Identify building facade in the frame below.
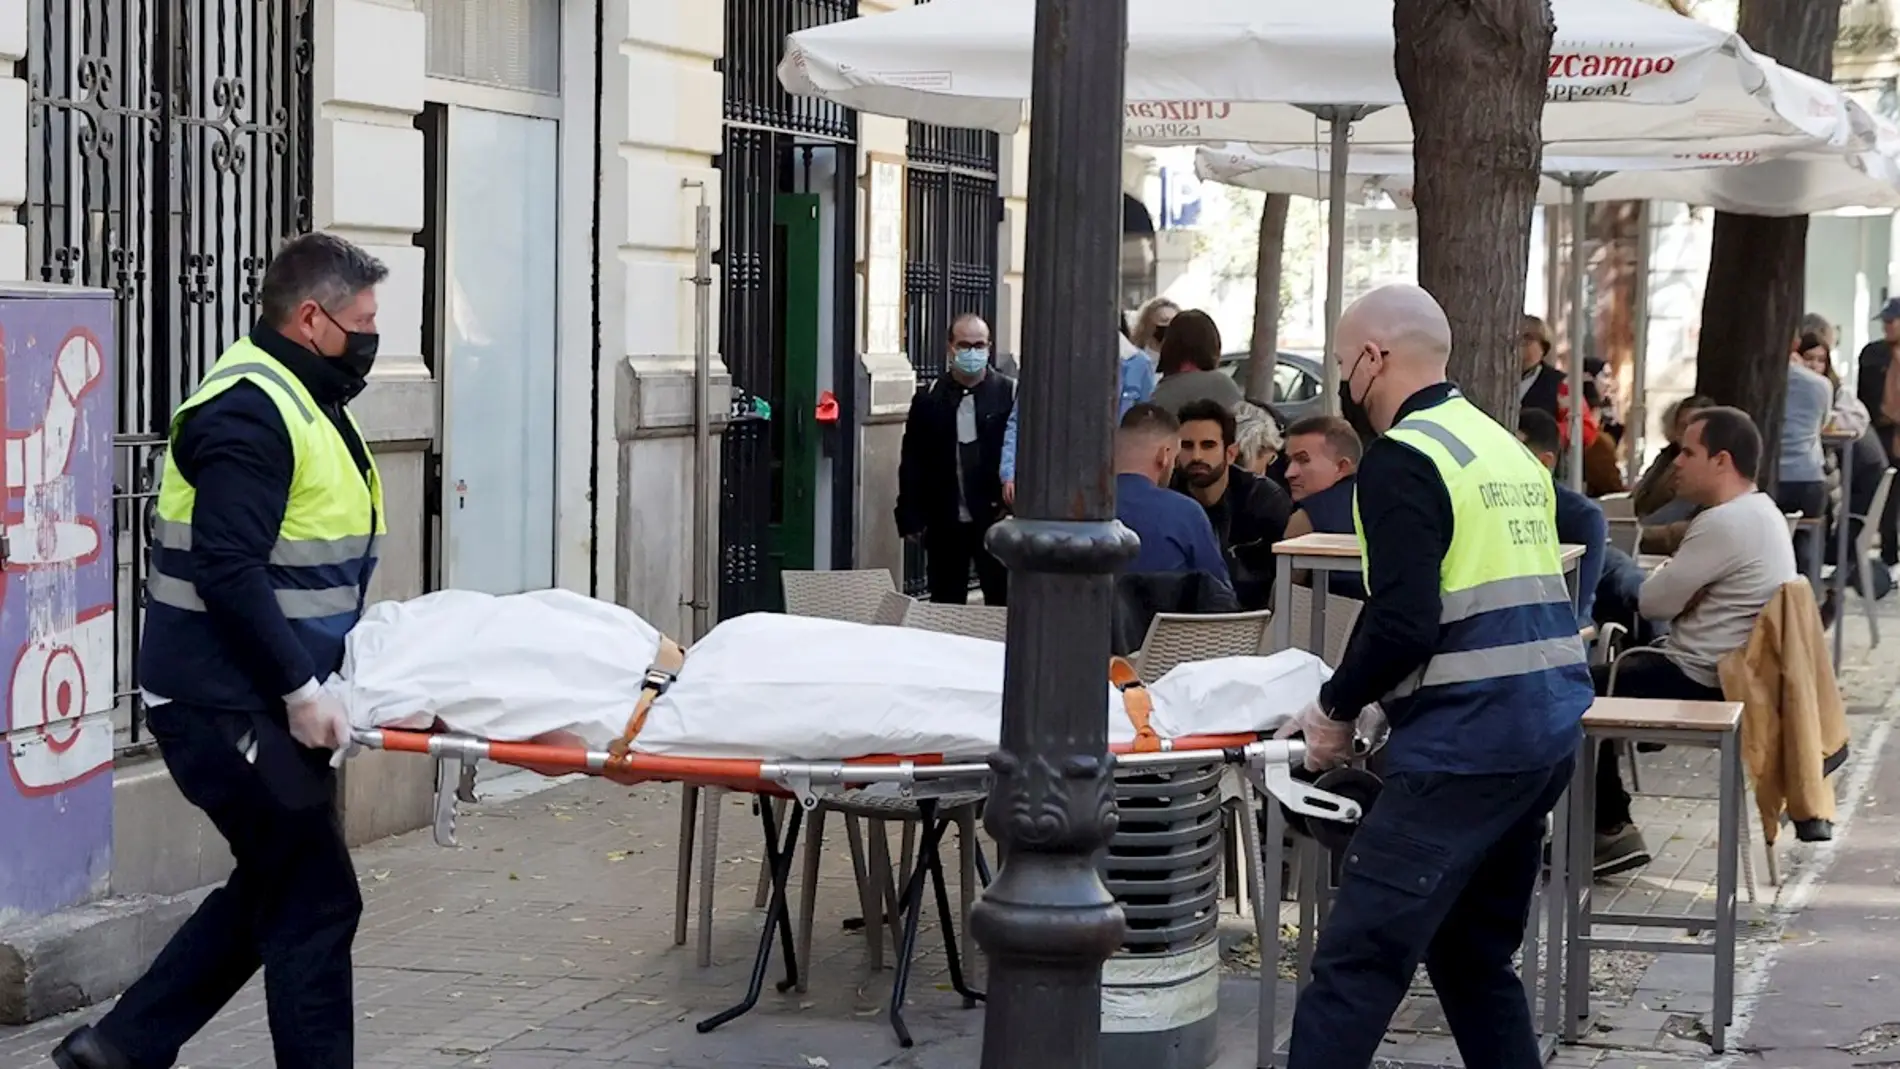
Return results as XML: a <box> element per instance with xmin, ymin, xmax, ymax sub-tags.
<box><xmin>0</xmin><ymin>0</ymin><xmax>1023</xmax><ymax>936</ymax></box>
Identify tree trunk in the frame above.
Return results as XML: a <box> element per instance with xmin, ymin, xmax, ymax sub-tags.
<box><xmin>1690</xmin><ymin>0</ymin><xmax>1839</xmax><ymax>491</ymax></box>
<box><xmin>1394</xmin><ymin>0</ymin><xmax>1555</xmax><ymax>424</ymax></box>
<box><xmin>1246</xmin><ymin>193</ymin><xmax>1292</xmax><ymax>404</ymax></box>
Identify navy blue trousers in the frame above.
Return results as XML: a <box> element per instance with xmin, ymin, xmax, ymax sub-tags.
<box><xmin>1288</xmin><ymin>756</ymin><xmax>1574</xmax><ymax>1069</ymax></box>
<box><xmin>95</xmin><ymin>703</ymin><xmax>361</xmax><ymax>1069</ymax></box>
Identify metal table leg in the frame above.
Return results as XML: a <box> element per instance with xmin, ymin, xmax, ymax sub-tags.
<box><xmin>1543</xmin><ymin>792</ymin><xmax>1569</xmax><ymax>1039</ymax></box>
<box><xmin>1563</xmin><ymin>742</ymin><xmax>1594</xmax><ymax>1042</ymax></box>
<box><xmin>1712</xmin><ymin>731</ymin><xmax>1741</xmax><ymax>1052</ymax></box>
<box><xmin>1239</xmin><ymin>783</ymin><xmax>1283</xmax><ymax>1069</ymax></box>
<box><xmin>697</xmin><ymin>799</ymin><xmax>805</xmax><ymax>1032</ymax></box>
<box><xmin>1272</xmin><ymin>556</ymin><xmax>1294</xmax><ymax>651</ymax></box>
<box><xmin>1308</xmin><ymin>573</ymin><xmax>1327</xmax><ymax>657</ymax></box>
<box><xmin>1833</xmin><ymin>454</ymin><xmax>1853</xmax><ymax>672</ymax></box>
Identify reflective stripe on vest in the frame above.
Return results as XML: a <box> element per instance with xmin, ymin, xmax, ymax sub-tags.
<box><xmin>147</xmin><ymin>338</ymin><xmax>384</xmax><ymax>623</ymax></box>
<box><xmin>1354</xmin><ymin>392</ymin><xmax>1586</xmax><ymax>701</ymax></box>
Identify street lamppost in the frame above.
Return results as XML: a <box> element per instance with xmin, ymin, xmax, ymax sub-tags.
<box><xmin>969</xmin><ymin>0</ymin><xmax>1132</xmax><ymax>1061</ymax></box>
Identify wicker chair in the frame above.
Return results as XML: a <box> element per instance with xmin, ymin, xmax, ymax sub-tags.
<box><xmin>783</xmin><ymin>568</ymin><xmax>901</xmax><ymax>622</ymax></box>
<box><xmin>1130</xmin><ymin>609</ymin><xmax>1274</xmax><ymax>684</ymax></box>
<box><xmin>793</xmin><ymin>595</ymin><xmax>1001</xmax><ymax>981</ymax></box>
<box><xmin>1845</xmin><ymin>468</ymin><xmax>1896</xmax><ymax>647</ymax></box>
<box><xmin>1606</xmin><ymin>517</ymin><xmax>1641</xmax><ymax>556</ymax></box>
<box><xmin>674</xmin><ymin>570</ymin><xmax>899</xmax><ymax>968</ymax></box>
<box><xmin>898</xmin><ymin>599</ymin><xmax>1009</xmax><ymax>642</ymax></box>
<box><xmin>872</xmin><ymin>590</ymin><xmax>917</xmax><ymax>626</ymax></box>
<box><xmin>1597</xmin><ymin>492</ymin><xmax>1635</xmax><ymax>521</ymax></box>
<box><xmin>1285</xmin><ymin>584</ymin><xmax>1361</xmax><ymax>667</ymax></box>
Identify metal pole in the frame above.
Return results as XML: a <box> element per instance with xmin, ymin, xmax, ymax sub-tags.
<box><xmin>1322</xmin><ymin>111</ymin><xmax>1352</xmax><ymax>415</ymax></box>
<box><xmin>684</xmin><ymin>179</ymin><xmax>715</xmax><ymax>640</ymax></box>
<box><xmin>1628</xmin><ymin>200</ymin><xmax>1652</xmax><ymax>485</ymax></box>
<box><xmin>1565</xmin><ymin>177</ymin><xmax>1589</xmax><ymax>492</ymax></box>
<box><xmin>972</xmin><ymin>0</ymin><xmax>1132</xmax><ymax>1060</ymax></box>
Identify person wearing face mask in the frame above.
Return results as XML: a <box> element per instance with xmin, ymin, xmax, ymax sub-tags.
<box><xmin>1276</xmin><ymin>285</ymin><xmax>1592</xmax><ymax>1069</ymax></box>
<box><xmin>53</xmin><ymin>234</ymin><xmax>388</xmax><ymax>1069</ymax></box>
<box><xmin>894</xmin><ymin>313</ymin><xmax>1016</xmax><ymax>605</ymax></box>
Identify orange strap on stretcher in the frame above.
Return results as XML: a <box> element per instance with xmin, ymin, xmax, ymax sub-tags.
<box><xmin>1110</xmin><ymin>656</ymin><xmax>1163</xmax><ymax>753</ymax></box>
<box><xmin>609</xmin><ymin>637</ymin><xmax>688</xmax><ymax>757</ymax></box>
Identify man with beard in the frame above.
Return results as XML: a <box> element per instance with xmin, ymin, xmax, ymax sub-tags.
<box><xmin>1170</xmin><ymin>398</ymin><xmax>1292</xmax><ymax>608</ymax></box>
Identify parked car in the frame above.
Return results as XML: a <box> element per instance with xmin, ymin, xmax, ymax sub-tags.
<box><xmin>1217</xmin><ymin>350</ymin><xmax>1327</xmax><ymax>426</ymax></box>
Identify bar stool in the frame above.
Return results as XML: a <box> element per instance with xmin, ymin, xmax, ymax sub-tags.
<box><xmin>1563</xmin><ymin>697</ymin><xmax>1747</xmax><ymax>1053</ymax></box>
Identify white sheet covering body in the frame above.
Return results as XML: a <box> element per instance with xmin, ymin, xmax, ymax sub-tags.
<box><xmin>337</xmin><ymin>594</ymin><xmax>1332</xmax><ymax>760</ymax></box>
<box><xmin>333</xmin><ymin>589</ymin><xmax>663</xmax><ymax>750</ymax></box>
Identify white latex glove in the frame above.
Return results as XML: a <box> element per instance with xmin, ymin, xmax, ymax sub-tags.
<box><xmin>287</xmin><ymin>689</ymin><xmax>351</xmax><ymax>753</ymax></box>
<box><xmin>1273</xmin><ymin>699</ymin><xmax>1354</xmax><ymax>772</ymax></box>
<box><xmin>1354</xmin><ymin>702</ymin><xmax>1390</xmax><ymax>755</ymax></box>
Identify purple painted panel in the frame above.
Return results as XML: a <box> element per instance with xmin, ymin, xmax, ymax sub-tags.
<box><xmin>0</xmin><ymin>291</ymin><xmax>116</xmax><ymax>922</ymax></box>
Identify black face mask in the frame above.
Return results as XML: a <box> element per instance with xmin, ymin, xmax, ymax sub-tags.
<box><xmin>1338</xmin><ymin>353</ymin><xmax>1378</xmax><ymax>443</ymax></box>
<box><xmin>321</xmin><ymin>306</ymin><xmax>380</xmax><ymax>380</ymax></box>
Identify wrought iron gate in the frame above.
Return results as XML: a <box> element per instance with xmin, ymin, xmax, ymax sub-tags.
<box><xmin>718</xmin><ymin>0</ymin><xmax>858</xmax><ymax>619</ymax></box>
<box><xmin>900</xmin><ymin>122</ymin><xmax>1002</xmax><ymax>596</ymax></box>
<box><xmin>25</xmin><ymin>0</ymin><xmax>313</xmax><ymax>749</ymax></box>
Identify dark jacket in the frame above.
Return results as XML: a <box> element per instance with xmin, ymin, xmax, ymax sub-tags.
<box><xmin>1295</xmin><ymin>476</ymin><xmax>1367</xmax><ymax>601</ymax></box>
<box><xmin>1111</xmin><ymin>571</ymin><xmax>1243</xmax><ymax>657</ymax></box>
<box><xmin>139</xmin><ymin>325</ymin><xmax>375</xmax><ymax>710</ymax></box>
<box><xmin>894</xmin><ymin>370</ymin><xmax>1016</xmax><ymax>537</ymax></box>
<box><xmin>1554</xmin><ymin>481</ymin><xmax>1607</xmax><ymax>626</ymax></box>
<box><xmin>1521</xmin><ymin>362</ymin><xmax>1564</xmax><ymax>422</ymax></box>
<box><xmin>1170</xmin><ymin>465</ymin><xmax>1291</xmax><ymax>609</ymax></box>
<box><xmin>1858</xmin><ymin>340</ymin><xmax>1896</xmax><ymax>447</ymax></box>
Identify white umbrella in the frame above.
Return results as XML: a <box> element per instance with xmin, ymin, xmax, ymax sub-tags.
<box><xmin>781</xmin><ymin>0</ymin><xmax>1879</xmax><ymax>423</ymax></box>
<box><xmin>780</xmin><ymin>0</ymin><xmax>1874</xmax><ymax>155</ymax></box>
<box><xmin>1193</xmin><ymin>143</ymin><xmax>1900</xmax><ymax>217</ymax></box>
<box><xmin>1194</xmin><ymin>135</ymin><xmax>1900</xmax><ymax>485</ymax></box>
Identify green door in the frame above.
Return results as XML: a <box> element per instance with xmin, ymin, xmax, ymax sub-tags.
<box><xmin>767</xmin><ymin>193</ymin><xmax>822</xmax><ymax>592</ymax></box>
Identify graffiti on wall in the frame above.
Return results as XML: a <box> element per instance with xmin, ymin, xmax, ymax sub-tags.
<box><xmin>0</xmin><ymin>292</ymin><xmax>116</xmax><ymax>920</ymax></box>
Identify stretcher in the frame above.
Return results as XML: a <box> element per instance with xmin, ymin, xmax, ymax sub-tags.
<box><xmin>335</xmin><ymin>590</ymin><xmax>1376</xmax><ymax>1042</ymax></box>
<box><xmin>351</xmin><ymin>725</ymin><xmax>1363</xmax><ymax>1039</ymax></box>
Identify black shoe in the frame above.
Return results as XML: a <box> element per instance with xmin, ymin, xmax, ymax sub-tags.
<box><xmin>51</xmin><ymin>1026</ymin><xmax>132</xmax><ymax>1069</ymax></box>
<box><xmin>1593</xmin><ymin>825</ymin><xmax>1652</xmax><ymax>879</ymax></box>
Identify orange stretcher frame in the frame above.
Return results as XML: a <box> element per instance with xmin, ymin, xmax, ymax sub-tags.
<box><xmin>361</xmin><ymin>723</ymin><xmax>1277</xmax><ymax>796</ymax></box>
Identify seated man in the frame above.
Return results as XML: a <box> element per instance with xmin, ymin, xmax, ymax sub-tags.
<box><xmin>1115</xmin><ymin>403</ymin><xmax>1232</xmax><ymax>585</ymax></box>
<box><xmin>1171</xmin><ymin>398</ymin><xmax>1292</xmax><ymax>609</ymax></box>
<box><xmin>1592</xmin><ymin>406</ymin><xmax>1797</xmax><ymax>878</ymax></box>
<box><xmin>1279</xmin><ymin>415</ymin><xmax>1366</xmax><ymax>600</ymax></box>
<box><xmin>1517</xmin><ymin>407</ymin><xmax>1607</xmax><ymax>627</ymax></box>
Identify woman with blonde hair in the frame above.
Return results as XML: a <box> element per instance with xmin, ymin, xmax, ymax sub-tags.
<box><xmin>1131</xmin><ymin>297</ymin><xmax>1179</xmax><ymax>362</ymax></box>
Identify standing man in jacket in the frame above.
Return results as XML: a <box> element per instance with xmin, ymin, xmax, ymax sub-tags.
<box><xmin>895</xmin><ymin>314</ymin><xmax>1014</xmax><ymax>605</ymax></box>
<box><xmin>1278</xmin><ymin>285</ymin><xmax>1592</xmax><ymax>1069</ymax></box>
<box><xmin>54</xmin><ymin>233</ymin><xmax>388</xmax><ymax>1069</ymax></box>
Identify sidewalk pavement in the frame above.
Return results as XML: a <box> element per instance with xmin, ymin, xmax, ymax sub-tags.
<box><xmin>2</xmin><ymin>600</ymin><xmax>1896</xmax><ymax>1069</ymax></box>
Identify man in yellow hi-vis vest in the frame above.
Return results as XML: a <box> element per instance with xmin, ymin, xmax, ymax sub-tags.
<box><xmin>55</xmin><ymin>233</ymin><xmax>388</xmax><ymax>1069</ymax></box>
<box><xmin>1278</xmin><ymin>285</ymin><xmax>1592</xmax><ymax>1069</ymax></box>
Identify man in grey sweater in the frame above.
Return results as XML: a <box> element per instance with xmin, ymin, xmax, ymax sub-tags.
<box><xmin>1590</xmin><ymin>406</ymin><xmax>1797</xmax><ymax>878</ymax></box>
